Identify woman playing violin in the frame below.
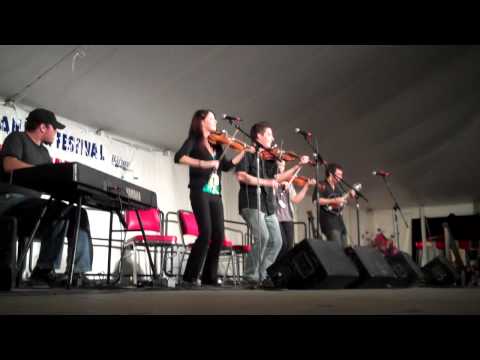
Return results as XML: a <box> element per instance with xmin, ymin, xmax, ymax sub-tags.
<box><xmin>275</xmin><ymin>160</ymin><xmax>316</xmax><ymax>260</ymax></box>
<box><xmin>174</xmin><ymin>109</ymin><xmax>252</xmax><ymax>288</ymax></box>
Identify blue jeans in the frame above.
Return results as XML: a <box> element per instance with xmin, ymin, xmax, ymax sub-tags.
<box><xmin>1</xmin><ymin>193</ymin><xmax>93</xmax><ymax>273</ymax></box>
<box><xmin>39</xmin><ymin>219</ymin><xmax>93</xmax><ymax>273</ymax></box>
<box><xmin>241</xmin><ymin>209</ymin><xmax>282</xmax><ymax>282</ymax></box>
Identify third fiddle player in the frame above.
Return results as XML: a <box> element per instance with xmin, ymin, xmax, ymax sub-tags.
<box><xmin>275</xmin><ymin>160</ymin><xmax>315</xmax><ymax>260</ymax></box>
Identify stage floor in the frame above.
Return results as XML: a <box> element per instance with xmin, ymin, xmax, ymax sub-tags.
<box><xmin>1</xmin><ymin>286</ymin><xmax>480</xmax><ymax>315</ymax></box>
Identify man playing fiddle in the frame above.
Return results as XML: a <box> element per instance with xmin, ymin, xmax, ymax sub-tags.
<box><xmin>235</xmin><ymin>122</ymin><xmax>310</xmax><ymax>288</ymax></box>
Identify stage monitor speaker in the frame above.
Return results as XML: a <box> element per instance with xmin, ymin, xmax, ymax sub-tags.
<box><xmin>267</xmin><ymin>239</ymin><xmax>359</xmax><ymax>289</ymax></box>
<box><xmin>345</xmin><ymin>246</ymin><xmax>397</xmax><ymax>288</ymax></box>
<box><xmin>385</xmin><ymin>251</ymin><xmax>424</xmax><ymax>287</ymax></box>
<box><xmin>422</xmin><ymin>256</ymin><xmax>460</xmax><ymax>286</ymax></box>
<box><xmin>0</xmin><ymin>216</ymin><xmax>17</xmax><ymax>291</ymax></box>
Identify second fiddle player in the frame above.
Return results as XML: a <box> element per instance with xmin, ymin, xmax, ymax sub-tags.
<box><xmin>235</xmin><ymin>121</ymin><xmax>311</xmax><ymax>289</ymax></box>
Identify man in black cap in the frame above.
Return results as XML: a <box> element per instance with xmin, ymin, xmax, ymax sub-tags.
<box><xmin>2</xmin><ymin>109</ymin><xmax>64</xmax><ymax>175</ymax></box>
<box><xmin>0</xmin><ymin>108</ymin><xmax>93</xmax><ymax>287</ymax></box>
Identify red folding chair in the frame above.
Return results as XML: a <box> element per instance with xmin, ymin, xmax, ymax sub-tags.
<box><xmin>176</xmin><ymin>209</ymin><xmax>238</xmax><ymax>286</ymax></box>
<box><xmin>121</xmin><ymin>208</ymin><xmax>177</xmax><ymax>286</ymax></box>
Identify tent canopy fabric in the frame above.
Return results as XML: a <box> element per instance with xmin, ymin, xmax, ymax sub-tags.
<box><xmin>1</xmin><ymin>45</ymin><xmax>479</xmax><ymax>209</ymax></box>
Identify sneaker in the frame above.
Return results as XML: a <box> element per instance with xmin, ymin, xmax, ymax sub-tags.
<box><xmin>260</xmin><ymin>278</ymin><xmax>277</xmax><ymax>290</ymax></box>
<box><xmin>178</xmin><ymin>280</ymin><xmax>201</xmax><ymax>290</ymax></box>
<box><xmin>240</xmin><ymin>278</ymin><xmax>260</xmax><ymax>289</ymax></box>
<box><xmin>201</xmin><ymin>278</ymin><xmax>224</xmax><ymax>288</ymax></box>
<box><xmin>29</xmin><ymin>267</ymin><xmax>56</xmax><ymax>287</ymax></box>
<box><xmin>73</xmin><ymin>273</ymin><xmax>93</xmax><ymax>288</ymax></box>
<box><xmin>55</xmin><ymin>273</ymin><xmax>93</xmax><ymax>288</ymax></box>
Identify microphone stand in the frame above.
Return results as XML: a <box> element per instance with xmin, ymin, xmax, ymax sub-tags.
<box><xmin>313</xmin><ymin>138</ymin><xmax>324</xmax><ymax>240</ymax></box>
<box><xmin>355</xmin><ymin>196</ymin><xmax>361</xmax><ymax>247</ymax></box>
<box><xmin>331</xmin><ymin>172</ymin><xmax>368</xmax><ymax>203</ymax></box>
<box><xmin>380</xmin><ymin>176</ymin><xmax>408</xmax><ymax>249</ymax></box>
<box><xmin>297</xmin><ymin>134</ymin><xmax>324</xmax><ymax>240</ymax></box>
<box><xmin>255</xmin><ymin>147</ymin><xmax>262</xmax><ymax>285</ymax></box>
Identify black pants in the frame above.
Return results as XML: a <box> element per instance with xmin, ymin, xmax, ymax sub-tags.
<box><xmin>278</xmin><ymin>221</ymin><xmax>294</xmax><ymax>261</ymax></box>
<box><xmin>321</xmin><ymin>218</ymin><xmax>347</xmax><ymax>248</ymax></box>
<box><xmin>183</xmin><ymin>191</ymin><xmax>224</xmax><ymax>284</ymax></box>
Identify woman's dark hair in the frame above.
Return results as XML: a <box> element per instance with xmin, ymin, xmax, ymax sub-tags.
<box><xmin>250</xmin><ymin>121</ymin><xmax>272</xmax><ymax>142</ymax></box>
<box><xmin>189</xmin><ymin>109</ymin><xmax>214</xmax><ymax>139</ymax></box>
<box><xmin>325</xmin><ymin>163</ymin><xmax>343</xmax><ymax>178</ymax></box>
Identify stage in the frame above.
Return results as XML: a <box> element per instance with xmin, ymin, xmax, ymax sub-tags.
<box><xmin>1</xmin><ymin>287</ymin><xmax>480</xmax><ymax>315</ymax></box>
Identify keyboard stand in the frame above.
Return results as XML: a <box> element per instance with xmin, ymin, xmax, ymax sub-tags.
<box><xmin>15</xmin><ymin>195</ymin><xmax>159</xmax><ymax>289</ymax></box>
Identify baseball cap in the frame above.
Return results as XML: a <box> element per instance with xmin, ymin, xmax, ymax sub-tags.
<box><xmin>26</xmin><ymin>108</ymin><xmax>66</xmax><ymax>130</ymax></box>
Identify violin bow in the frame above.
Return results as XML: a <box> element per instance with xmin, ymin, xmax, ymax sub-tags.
<box><xmin>217</xmin><ymin>128</ymin><xmax>241</xmax><ymax>163</ymax></box>
<box><xmin>279</xmin><ymin>139</ymin><xmax>301</xmax><ymax>188</ymax></box>
<box><xmin>287</xmin><ymin>166</ymin><xmax>302</xmax><ymax>187</ymax></box>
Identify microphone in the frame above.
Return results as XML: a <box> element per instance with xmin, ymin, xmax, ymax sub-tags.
<box><xmin>372</xmin><ymin>170</ymin><xmax>391</xmax><ymax>177</ymax></box>
<box><xmin>294</xmin><ymin>128</ymin><xmax>312</xmax><ymax>138</ymax></box>
<box><xmin>222</xmin><ymin>114</ymin><xmax>241</xmax><ymax>122</ymax></box>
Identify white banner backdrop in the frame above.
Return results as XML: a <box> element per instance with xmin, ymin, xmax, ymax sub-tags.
<box><xmin>0</xmin><ymin>102</ymin><xmax>192</xmax><ymax>210</ymax></box>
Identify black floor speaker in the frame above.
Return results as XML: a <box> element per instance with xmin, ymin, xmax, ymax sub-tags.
<box><xmin>267</xmin><ymin>239</ymin><xmax>359</xmax><ymax>289</ymax></box>
<box><xmin>0</xmin><ymin>216</ymin><xmax>17</xmax><ymax>291</ymax></box>
<box><xmin>385</xmin><ymin>251</ymin><xmax>424</xmax><ymax>287</ymax></box>
<box><xmin>422</xmin><ymin>256</ymin><xmax>460</xmax><ymax>286</ymax></box>
<box><xmin>345</xmin><ymin>246</ymin><xmax>397</xmax><ymax>288</ymax></box>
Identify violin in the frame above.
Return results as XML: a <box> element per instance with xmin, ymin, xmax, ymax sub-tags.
<box><xmin>260</xmin><ymin>148</ymin><xmax>317</xmax><ymax>166</ymax></box>
<box><xmin>208</xmin><ymin>131</ymin><xmax>249</xmax><ymax>152</ymax></box>
<box><xmin>260</xmin><ymin>148</ymin><xmax>299</xmax><ymax>162</ymax></box>
<box><xmin>292</xmin><ymin>176</ymin><xmax>316</xmax><ymax>188</ymax></box>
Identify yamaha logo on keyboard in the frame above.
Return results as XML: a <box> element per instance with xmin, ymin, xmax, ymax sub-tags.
<box><xmin>126</xmin><ymin>187</ymin><xmax>142</xmax><ymax>202</ymax></box>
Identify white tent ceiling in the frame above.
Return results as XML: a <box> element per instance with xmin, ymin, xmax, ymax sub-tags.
<box><xmin>1</xmin><ymin>45</ymin><xmax>479</xmax><ymax>210</ymax></box>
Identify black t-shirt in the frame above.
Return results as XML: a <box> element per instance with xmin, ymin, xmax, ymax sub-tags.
<box><xmin>0</xmin><ymin>131</ymin><xmax>52</xmax><ymax>182</ymax></box>
<box><xmin>312</xmin><ymin>181</ymin><xmax>346</xmax><ymax>233</ymax></box>
<box><xmin>235</xmin><ymin>152</ymin><xmax>278</xmax><ymax>215</ymax></box>
<box><xmin>174</xmin><ymin>136</ymin><xmax>235</xmax><ymax>193</ymax></box>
